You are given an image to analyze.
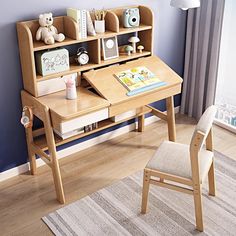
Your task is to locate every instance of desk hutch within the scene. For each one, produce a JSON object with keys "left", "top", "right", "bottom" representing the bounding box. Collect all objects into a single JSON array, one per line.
[{"left": 17, "top": 5, "right": 183, "bottom": 203}]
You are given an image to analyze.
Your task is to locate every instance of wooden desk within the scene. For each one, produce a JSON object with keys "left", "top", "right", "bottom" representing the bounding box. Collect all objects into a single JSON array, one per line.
[{"left": 21, "top": 55, "right": 182, "bottom": 204}]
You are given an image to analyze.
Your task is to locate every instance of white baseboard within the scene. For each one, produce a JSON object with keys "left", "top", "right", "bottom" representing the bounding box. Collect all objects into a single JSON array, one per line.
[{"left": 0, "top": 106, "right": 179, "bottom": 182}]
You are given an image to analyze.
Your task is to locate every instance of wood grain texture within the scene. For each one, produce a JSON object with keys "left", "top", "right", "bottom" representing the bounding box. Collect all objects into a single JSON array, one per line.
[
  {"left": 17, "top": 6, "right": 153, "bottom": 97},
  {"left": 43, "top": 106, "right": 66, "bottom": 204},
  {"left": 206, "top": 129, "right": 216, "bottom": 196},
  {"left": 17, "top": 22, "right": 37, "bottom": 96},
  {"left": 166, "top": 96, "right": 176, "bottom": 141},
  {"left": 84, "top": 56, "right": 183, "bottom": 106},
  {"left": 25, "top": 126, "right": 37, "bottom": 175},
  {"left": 138, "top": 115, "right": 145, "bottom": 132},
  {"left": 37, "top": 87, "right": 110, "bottom": 121},
  {"left": 141, "top": 169, "right": 150, "bottom": 213},
  {"left": 105, "top": 11, "right": 119, "bottom": 32},
  {"left": 0, "top": 115, "right": 235, "bottom": 235},
  {"left": 34, "top": 106, "right": 151, "bottom": 150}
]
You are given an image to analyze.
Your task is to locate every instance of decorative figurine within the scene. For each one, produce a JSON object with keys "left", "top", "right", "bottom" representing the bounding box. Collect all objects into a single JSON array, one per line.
[
  {"left": 36, "top": 13, "right": 65, "bottom": 45},
  {"left": 128, "top": 36, "right": 140, "bottom": 53},
  {"left": 125, "top": 45, "right": 134, "bottom": 56},
  {"left": 137, "top": 45, "right": 144, "bottom": 53},
  {"left": 64, "top": 74, "right": 77, "bottom": 100}
]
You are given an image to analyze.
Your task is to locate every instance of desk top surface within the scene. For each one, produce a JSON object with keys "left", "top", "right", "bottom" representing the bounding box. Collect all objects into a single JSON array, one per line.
[
  {"left": 37, "top": 87, "right": 110, "bottom": 120},
  {"left": 36, "top": 56, "right": 182, "bottom": 120},
  {"left": 84, "top": 56, "right": 183, "bottom": 105}
]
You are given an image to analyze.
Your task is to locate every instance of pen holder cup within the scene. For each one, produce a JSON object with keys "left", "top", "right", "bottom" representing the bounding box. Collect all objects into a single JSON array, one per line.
[{"left": 94, "top": 20, "right": 105, "bottom": 34}]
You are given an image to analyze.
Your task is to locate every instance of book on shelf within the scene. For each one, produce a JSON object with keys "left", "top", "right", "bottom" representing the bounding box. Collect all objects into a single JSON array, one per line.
[
  {"left": 114, "top": 66, "right": 167, "bottom": 96},
  {"left": 54, "top": 128, "right": 84, "bottom": 140},
  {"left": 67, "top": 8, "right": 87, "bottom": 39}
]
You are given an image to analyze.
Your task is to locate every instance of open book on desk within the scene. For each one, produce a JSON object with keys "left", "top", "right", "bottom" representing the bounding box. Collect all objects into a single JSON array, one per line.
[{"left": 114, "top": 66, "right": 167, "bottom": 96}]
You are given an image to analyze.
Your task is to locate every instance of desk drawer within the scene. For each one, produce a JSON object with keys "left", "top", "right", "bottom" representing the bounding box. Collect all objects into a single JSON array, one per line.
[
  {"left": 52, "top": 108, "right": 109, "bottom": 134},
  {"left": 109, "top": 84, "right": 181, "bottom": 116}
]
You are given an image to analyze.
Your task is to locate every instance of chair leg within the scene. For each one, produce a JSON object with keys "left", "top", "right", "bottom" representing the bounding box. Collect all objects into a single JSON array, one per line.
[
  {"left": 193, "top": 185, "right": 204, "bottom": 232},
  {"left": 141, "top": 169, "right": 150, "bottom": 214},
  {"left": 208, "top": 162, "right": 216, "bottom": 196}
]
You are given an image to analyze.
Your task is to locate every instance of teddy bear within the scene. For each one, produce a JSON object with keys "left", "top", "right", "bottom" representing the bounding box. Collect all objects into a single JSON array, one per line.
[{"left": 36, "top": 13, "right": 65, "bottom": 45}]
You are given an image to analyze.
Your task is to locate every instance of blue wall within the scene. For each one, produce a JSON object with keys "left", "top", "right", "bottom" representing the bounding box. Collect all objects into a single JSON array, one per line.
[{"left": 0, "top": 0, "right": 186, "bottom": 173}]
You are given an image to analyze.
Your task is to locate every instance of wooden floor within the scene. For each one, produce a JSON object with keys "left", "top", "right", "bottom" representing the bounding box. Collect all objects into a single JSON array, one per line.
[{"left": 0, "top": 114, "right": 235, "bottom": 236}]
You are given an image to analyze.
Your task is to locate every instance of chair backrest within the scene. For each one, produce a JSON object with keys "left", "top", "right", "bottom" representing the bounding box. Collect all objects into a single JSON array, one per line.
[
  {"left": 189, "top": 105, "right": 217, "bottom": 180},
  {"left": 190, "top": 105, "right": 217, "bottom": 151}
]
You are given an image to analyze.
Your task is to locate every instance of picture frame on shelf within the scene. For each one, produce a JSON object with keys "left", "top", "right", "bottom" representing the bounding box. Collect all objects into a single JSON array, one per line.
[{"left": 101, "top": 36, "right": 119, "bottom": 60}]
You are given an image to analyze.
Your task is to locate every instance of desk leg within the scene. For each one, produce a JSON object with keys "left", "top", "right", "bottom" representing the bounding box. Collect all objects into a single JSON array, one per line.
[
  {"left": 138, "top": 114, "right": 145, "bottom": 132},
  {"left": 44, "top": 108, "right": 65, "bottom": 204},
  {"left": 166, "top": 96, "right": 176, "bottom": 142},
  {"left": 26, "top": 127, "right": 37, "bottom": 175}
]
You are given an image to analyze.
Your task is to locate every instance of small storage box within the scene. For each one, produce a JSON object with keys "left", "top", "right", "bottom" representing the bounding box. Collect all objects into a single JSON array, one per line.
[
  {"left": 36, "top": 48, "right": 70, "bottom": 76},
  {"left": 37, "top": 73, "right": 78, "bottom": 97}
]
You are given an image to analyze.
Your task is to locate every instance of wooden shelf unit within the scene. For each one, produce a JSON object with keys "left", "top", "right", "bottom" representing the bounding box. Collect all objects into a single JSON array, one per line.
[{"left": 17, "top": 5, "right": 154, "bottom": 97}]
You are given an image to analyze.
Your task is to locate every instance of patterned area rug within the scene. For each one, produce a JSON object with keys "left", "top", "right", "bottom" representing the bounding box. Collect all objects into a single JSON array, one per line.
[{"left": 43, "top": 151, "right": 236, "bottom": 235}]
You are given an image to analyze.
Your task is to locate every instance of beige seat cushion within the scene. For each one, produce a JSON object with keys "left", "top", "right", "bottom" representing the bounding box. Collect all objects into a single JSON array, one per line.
[{"left": 146, "top": 141, "right": 213, "bottom": 180}]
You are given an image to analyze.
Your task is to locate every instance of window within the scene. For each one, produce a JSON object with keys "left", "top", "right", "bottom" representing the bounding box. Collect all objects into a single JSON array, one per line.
[{"left": 215, "top": 0, "right": 236, "bottom": 132}]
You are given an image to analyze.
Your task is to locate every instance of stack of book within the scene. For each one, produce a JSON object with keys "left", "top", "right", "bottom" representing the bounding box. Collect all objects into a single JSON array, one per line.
[
  {"left": 84, "top": 123, "right": 98, "bottom": 132},
  {"left": 54, "top": 127, "right": 84, "bottom": 140}
]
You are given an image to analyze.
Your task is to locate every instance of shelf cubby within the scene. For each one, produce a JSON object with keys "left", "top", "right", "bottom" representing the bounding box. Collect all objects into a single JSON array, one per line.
[
  {"left": 138, "top": 29, "right": 153, "bottom": 53},
  {"left": 109, "top": 5, "right": 153, "bottom": 32}
]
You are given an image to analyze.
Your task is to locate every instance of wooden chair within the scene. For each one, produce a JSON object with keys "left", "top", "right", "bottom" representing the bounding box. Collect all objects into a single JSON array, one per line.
[{"left": 141, "top": 105, "right": 217, "bottom": 231}]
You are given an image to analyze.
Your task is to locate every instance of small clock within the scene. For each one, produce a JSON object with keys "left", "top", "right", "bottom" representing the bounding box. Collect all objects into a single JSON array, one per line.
[{"left": 75, "top": 47, "right": 89, "bottom": 65}]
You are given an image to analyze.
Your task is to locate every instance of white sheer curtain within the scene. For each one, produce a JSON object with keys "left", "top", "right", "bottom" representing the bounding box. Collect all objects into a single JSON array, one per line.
[{"left": 215, "top": 0, "right": 236, "bottom": 131}]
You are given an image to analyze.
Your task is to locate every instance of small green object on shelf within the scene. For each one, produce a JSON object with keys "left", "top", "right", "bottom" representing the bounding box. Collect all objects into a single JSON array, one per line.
[{"left": 36, "top": 48, "right": 70, "bottom": 76}]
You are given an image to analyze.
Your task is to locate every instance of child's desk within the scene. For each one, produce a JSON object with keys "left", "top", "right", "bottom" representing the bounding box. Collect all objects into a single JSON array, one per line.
[{"left": 21, "top": 55, "right": 183, "bottom": 204}]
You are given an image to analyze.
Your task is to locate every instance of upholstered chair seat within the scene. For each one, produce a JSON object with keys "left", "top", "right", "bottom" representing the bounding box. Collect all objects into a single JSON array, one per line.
[{"left": 146, "top": 141, "right": 213, "bottom": 180}]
